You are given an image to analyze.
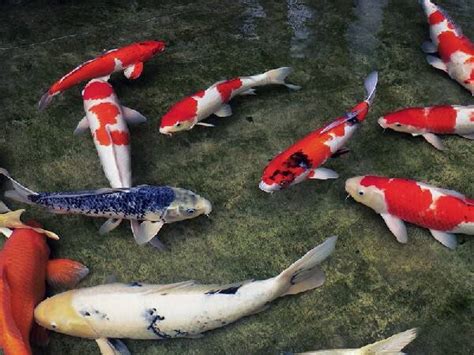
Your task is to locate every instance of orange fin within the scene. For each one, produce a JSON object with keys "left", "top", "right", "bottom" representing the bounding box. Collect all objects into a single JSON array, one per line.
[
  {"left": 30, "top": 322, "right": 49, "bottom": 347},
  {"left": 124, "top": 62, "right": 143, "bottom": 79},
  {"left": 46, "top": 259, "right": 89, "bottom": 289},
  {"left": 0, "top": 266, "right": 31, "bottom": 355}
]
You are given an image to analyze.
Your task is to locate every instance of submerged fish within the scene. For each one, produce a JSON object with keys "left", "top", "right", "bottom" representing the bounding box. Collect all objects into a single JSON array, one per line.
[
  {"left": 420, "top": 0, "right": 474, "bottom": 95},
  {"left": 0, "top": 169, "right": 212, "bottom": 247},
  {"left": 345, "top": 176, "right": 474, "bottom": 249},
  {"left": 295, "top": 328, "right": 417, "bottom": 354},
  {"left": 259, "top": 72, "right": 378, "bottom": 193},
  {"left": 378, "top": 105, "right": 474, "bottom": 150},
  {"left": 0, "top": 224, "right": 88, "bottom": 355},
  {"left": 34, "top": 237, "right": 337, "bottom": 354},
  {"left": 158, "top": 67, "right": 300, "bottom": 135},
  {"left": 38, "top": 41, "right": 166, "bottom": 110}
]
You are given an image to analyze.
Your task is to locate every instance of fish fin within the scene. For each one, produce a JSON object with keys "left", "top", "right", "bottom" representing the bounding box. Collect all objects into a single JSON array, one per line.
[
  {"left": 426, "top": 55, "right": 448, "bottom": 72},
  {"left": 380, "top": 213, "right": 408, "bottom": 243},
  {"left": 74, "top": 116, "right": 90, "bottom": 135},
  {"left": 196, "top": 122, "right": 215, "bottom": 127},
  {"left": 96, "top": 338, "right": 131, "bottom": 355},
  {"left": 239, "top": 88, "right": 257, "bottom": 96},
  {"left": 0, "top": 209, "right": 25, "bottom": 227},
  {"left": 124, "top": 62, "right": 144, "bottom": 80},
  {"left": 148, "top": 236, "right": 168, "bottom": 251},
  {"left": 99, "top": 218, "right": 122, "bottom": 235},
  {"left": 30, "top": 322, "right": 49, "bottom": 347},
  {"left": 331, "top": 147, "right": 350, "bottom": 159},
  {"left": 264, "top": 67, "right": 301, "bottom": 90},
  {"left": 459, "top": 133, "right": 474, "bottom": 140},
  {"left": 131, "top": 220, "right": 164, "bottom": 246},
  {"left": 0, "top": 266, "right": 30, "bottom": 354},
  {"left": 202, "top": 280, "right": 253, "bottom": 295},
  {"left": 97, "top": 74, "right": 111, "bottom": 81},
  {"left": 214, "top": 104, "right": 232, "bottom": 117},
  {"left": 364, "top": 71, "right": 378, "bottom": 105},
  {"left": 421, "top": 41, "right": 437, "bottom": 53},
  {"left": 308, "top": 167, "right": 339, "bottom": 180},
  {"left": 121, "top": 106, "right": 147, "bottom": 125},
  {"left": 38, "top": 91, "right": 54, "bottom": 111},
  {"left": 46, "top": 259, "right": 89, "bottom": 289},
  {"left": 278, "top": 236, "right": 337, "bottom": 297},
  {"left": 359, "top": 328, "right": 417, "bottom": 354},
  {"left": 0, "top": 201, "right": 11, "bottom": 213},
  {"left": 0, "top": 227, "right": 13, "bottom": 238},
  {"left": 422, "top": 133, "right": 445, "bottom": 150},
  {"left": 0, "top": 168, "right": 37, "bottom": 204},
  {"left": 429, "top": 230, "right": 457, "bottom": 249}
]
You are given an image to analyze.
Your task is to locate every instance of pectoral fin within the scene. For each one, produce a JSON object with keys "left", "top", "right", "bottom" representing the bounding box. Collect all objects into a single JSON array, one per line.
[
  {"left": 123, "top": 62, "right": 144, "bottom": 80},
  {"left": 74, "top": 117, "right": 90, "bottom": 135},
  {"left": 421, "top": 41, "right": 437, "bottom": 53},
  {"left": 46, "top": 259, "right": 89, "bottom": 288},
  {"left": 96, "top": 338, "right": 131, "bottom": 355},
  {"left": 380, "top": 213, "right": 408, "bottom": 243},
  {"left": 426, "top": 55, "right": 448, "bottom": 72},
  {"left": 460, "top": 133, "right": 474, "bottom": 140},
  {"left": 422, "top": 133, "right": 445, "bottom": 150},
  {"left": 429, "top": 230, "right": 457, "bottom": 249},
  {"left": 308, "top": 167, "right": 339, "bottom": 180},
  {"left": 196, "top": 122, "right": 215, "bottom": 127},
  {"left": 121, "top": 106, "right": 147, "bottom": 125},
  {"left": 239, "top": 88, "right": 256, "bottom": 96},
  {"left": 99, "top": 218, "right": 123, "bottom": 235},
  {"left": 130, "top": 220, "right": 164, "bottom": 246},
  {"left": 214, "top": 104, "right": 232, "bottom": 117},
  {"left": 0, "top": 227, "right": 13, "bottom": 238}
]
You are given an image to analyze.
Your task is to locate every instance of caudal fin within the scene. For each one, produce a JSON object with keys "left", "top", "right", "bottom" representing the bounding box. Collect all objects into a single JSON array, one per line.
[
  {"left": 360, "top": 328, "right": 417, "bottom": 354},
  {"left": 0, "top": 168, "right": 37, "bottom": 204},
  {"left": 277, "top": 236, "right": 337, "bottom": 297},
  {"left": 38, "top": 91, "right": 54, "bottom": 111},
  {"left": 265, "top": 67, "right": 301, "bottom": 90},
  {"left": 364, "top": 71, "right": 378, "bottom": 105}
]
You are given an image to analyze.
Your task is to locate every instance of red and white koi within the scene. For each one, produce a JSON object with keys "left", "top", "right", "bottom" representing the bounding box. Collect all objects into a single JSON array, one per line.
[
  {"left": 39, "top": 41, "right": 166, "bottom": 110},
  {"left": 159, "top": 67, "right": 300, "bottom": 135},
  {"left": 259, "top": 72, "right": 378, "bottom": 193},
  {"left": 378, "top": 105, "right": 474, "bottom": 150},
  {"left": 345, "top": 176, "right": 474, "bottom": 249},
  {"left": 420, "top": 0, "right": 474, "bottom": 95}
]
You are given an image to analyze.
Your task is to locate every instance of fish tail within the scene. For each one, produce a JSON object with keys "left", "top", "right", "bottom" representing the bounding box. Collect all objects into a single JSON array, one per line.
[
  {"left": 0, "top": 168, "right": 37, "bottom": 205},
  {"left": 38, "top": 91, "right": 54, "bottom": 111},
  {"left": 364, "top": 71, "right": 378, "bottom": 106},
  {"left": 359, "top": 328, "right": 417, "bottom": 354},
  {"left": 276, "top": 236, "right": 337, "bottom": 297},
  {"left": 265, "top": 67, "right": 301, "bottom": 90}
]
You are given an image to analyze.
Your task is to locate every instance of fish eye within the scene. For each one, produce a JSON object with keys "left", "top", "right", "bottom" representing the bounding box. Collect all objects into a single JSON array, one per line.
[
  {"left": 395, "top": 123, "right": 402, "bottom": 127},
  {"left": 51, "top": 323, "right": 57, "bottom": 329},
  {"left": 186, "top": 208, "right": 196, "bottom": 214},
  {"left": 358, "top": 191, "right": 364, "bottom": 196},
  {"left": 174, "top": 122, "right": 181, "bottom": 127}
]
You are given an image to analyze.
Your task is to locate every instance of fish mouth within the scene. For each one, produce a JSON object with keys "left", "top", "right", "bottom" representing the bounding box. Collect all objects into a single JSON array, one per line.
[
  {"left": 377, "top": 117, "right": 387, "bottom": 129},
  {"left": 159, "top": 127, "right": 173, "bottom": 136},
  {"left": 201, "top": 198, "right": 212, "bottom": 216}
]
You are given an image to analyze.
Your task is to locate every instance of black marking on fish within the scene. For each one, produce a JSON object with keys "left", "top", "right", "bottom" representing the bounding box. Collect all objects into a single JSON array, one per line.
[
  {"left": 246, "top": 116, "right": 254, "bottom": 123},
  {"left": 80, "top": 310, "right": 91, "bottom": 317},
  {"left": 205, "top": 285, "right": 241, "bottom": 295},
  {"left": 129, "top": 282, "right": 143, "bottom": 287},
  {"left": 174, "top": 329, "right": 189, "bottom": 337},
  {"left": 290, "top": 268, "right": 303, "bottom": 285},
  {"left": 286, "top": 151, "right": 311, "bottom": 169}
]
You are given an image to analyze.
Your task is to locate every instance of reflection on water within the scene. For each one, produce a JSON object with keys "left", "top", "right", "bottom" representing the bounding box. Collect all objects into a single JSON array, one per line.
[
  {"left": 239, "top": 0, "right": 267, "bottom": 39},
  {"left": 346, "top": 0, "right": 388, "bottom": 57},
  {"left": 287, "top": 0, "right": 314, "bottom": 58}
]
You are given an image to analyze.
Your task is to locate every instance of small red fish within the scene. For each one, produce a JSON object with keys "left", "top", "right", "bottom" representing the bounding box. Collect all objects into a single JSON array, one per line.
[
  {"left": 259, "top": 72, "right": 378, "bottom": 193},
  {"left": 38, "top": 41, "right": 165, "bottom": 110},
  {"left": 378, "top": 105, "right": 474, "bottom": 150},
  {"left": 420, "top": 0, "right": 474, "bottom": 95},
  {"left": 345, "top": 176, "right": 474, "bottom": 249},
  {"left": 0, "top": 222, "right": 88, "bottom": 355}
]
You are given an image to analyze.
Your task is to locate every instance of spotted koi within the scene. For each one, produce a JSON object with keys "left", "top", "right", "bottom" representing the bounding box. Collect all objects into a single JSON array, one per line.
[{"left": 259, "top": 72, "right": 378, "bottom": 193}]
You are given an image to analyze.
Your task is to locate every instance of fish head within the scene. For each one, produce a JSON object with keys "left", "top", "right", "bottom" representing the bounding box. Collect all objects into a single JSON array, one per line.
[
  {"left": 345, "top": 176, "right": 387, "bottom": 213},
  {"left": 34, "top": 291, "right": 98, "bottom": 339},
  {"left": 81, "top": 79, "right": 115, "bottom": 103},
  {"left": 137, "top": 40, "right": 166, "bottom": 59},
  {"left": 378, "top": 111, "right": 424, "bottom": 135},
  {"left": 162, "top": 187, "right": 212, "bottom": 222},
  {"left": 159, "top": 97, "right": 199, "bottom": 135},
  {"left": 420, "top": 0, "right": 438, "bottom": 17}
]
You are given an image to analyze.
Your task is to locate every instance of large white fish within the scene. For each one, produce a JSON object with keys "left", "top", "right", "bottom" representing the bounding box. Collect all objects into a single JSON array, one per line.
[{"left": 35, "top": 237, "right": 337, "bottom": 354}]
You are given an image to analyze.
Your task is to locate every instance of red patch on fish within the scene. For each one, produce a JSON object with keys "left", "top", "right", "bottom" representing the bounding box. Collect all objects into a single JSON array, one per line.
[
  {"left": 82, "top": 81, "right": 114, "bottom": 100},
  {"left": 195, "top": 90, "right": 205, "bottom": 98},
  {"left": 110, "top": 130, "right": 130, "bottom": 145},
  {"left": 216, "top": 78, "right": 242, "bottom": 102},
  {"left": 361, "top": 177, "right": 474, "bottom": 231},
  {"left": 89, "top": 103, "right": 120, "bottom": 146},
  {"left": 383, "top": 106, "right": 456, "bottom": 133},
  {"left": 428, "top": 10, "right": 445, "bottom": 25},
  {"left": 160, "top": 96, "right": 198, "bottom": 127}
]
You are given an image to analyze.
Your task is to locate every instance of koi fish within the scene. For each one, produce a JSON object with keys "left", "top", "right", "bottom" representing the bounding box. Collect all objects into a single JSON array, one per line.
[
  {"left": 345, "top": 176, "right": 474, "bottom": 249},
  {"left": 378, "top": 105, "right": 474, "bottom": 150},
  {"left": 0, "top": 169, "right": 212, "bottom": 247},
  {"left": 35, "top": 236, "right": 337, "bottom": 354},
  {"left": 294, "top": 328, "right": 417, "bottom": 355},
  {"left": 259, "top": 72, "right": 378, "bottom": 193},
  {"left": 420, "top": 0, "right": 474, "bottom": 95},
  {"left": 0, "top": 222, "right": 88, "bottom": 355},
  {"left": 158, "top": 67, "right": 300, "bottom": 135},
  {"left": 38, "top": 40, "right": 166, "bottom": 110}
]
